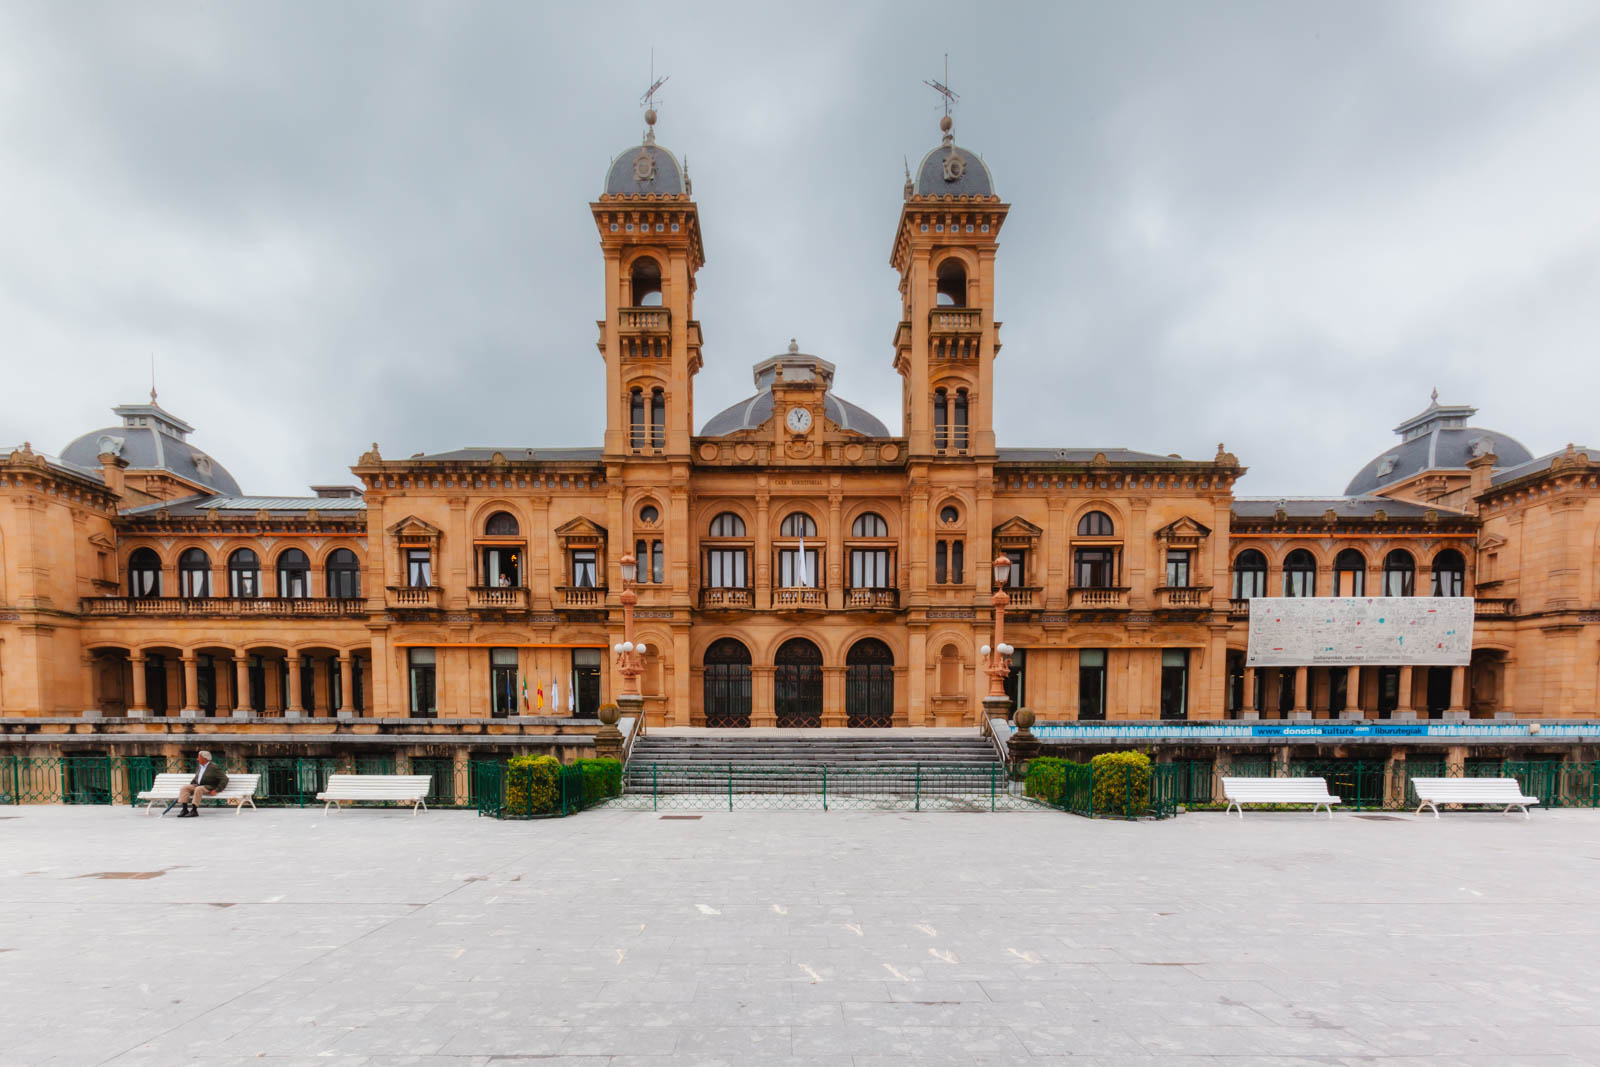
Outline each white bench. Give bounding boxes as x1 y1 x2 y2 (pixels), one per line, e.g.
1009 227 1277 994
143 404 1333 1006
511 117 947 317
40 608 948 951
1221 776 1341 818
316 774 434 815
137 772 262 815
1411 777 1540 819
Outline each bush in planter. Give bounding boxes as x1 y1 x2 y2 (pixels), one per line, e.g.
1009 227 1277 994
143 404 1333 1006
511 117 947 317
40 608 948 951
505 754 561 816
1024 756 1075 804
1091 750 1152 815
574 757 622 805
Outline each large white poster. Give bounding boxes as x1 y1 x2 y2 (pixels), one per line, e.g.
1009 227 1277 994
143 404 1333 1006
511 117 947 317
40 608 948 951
1246 597 1474 667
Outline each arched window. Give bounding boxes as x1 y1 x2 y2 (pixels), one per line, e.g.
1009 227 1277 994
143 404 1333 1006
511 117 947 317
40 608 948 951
952 389 969 450
128 547 161 598
1232 549 1267 599
277 548 311 599
780 512 817 537
702 638 752 727
650 388 665 448
708 512 746 537
630 256 662 306
851 512 888 537
1282 549 1316 597
178 548 210 598
1432 548 1466 597
846 638 894 728
629 387 645 449
484 511 519 536
1383 549 1415 597
774 637 823 728
228 548 260 598
939 504 960 525
326 548 361 599
937 643 961 695
1077 511 1115 537
936 258 967 307
1332 548 1366 597
933 387 948 449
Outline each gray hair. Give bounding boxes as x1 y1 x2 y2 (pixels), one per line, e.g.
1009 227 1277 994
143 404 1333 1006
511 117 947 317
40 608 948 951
198 750 212 761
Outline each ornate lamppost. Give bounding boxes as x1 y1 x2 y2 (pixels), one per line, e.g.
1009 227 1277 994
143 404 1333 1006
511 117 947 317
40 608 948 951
979 554 1015 718
601 552 644 759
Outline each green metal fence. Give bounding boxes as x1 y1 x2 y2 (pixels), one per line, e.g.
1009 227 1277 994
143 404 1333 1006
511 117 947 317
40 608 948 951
609 762 1031 812
472 760 620 819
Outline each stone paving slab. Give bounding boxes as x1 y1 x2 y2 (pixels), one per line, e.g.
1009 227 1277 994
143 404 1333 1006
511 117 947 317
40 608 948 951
2 805 1599 1065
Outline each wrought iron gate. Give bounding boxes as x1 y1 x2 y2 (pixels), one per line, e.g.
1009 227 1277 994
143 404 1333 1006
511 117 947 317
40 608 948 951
774 638 822 728
846 638 894 727
703 638 752 727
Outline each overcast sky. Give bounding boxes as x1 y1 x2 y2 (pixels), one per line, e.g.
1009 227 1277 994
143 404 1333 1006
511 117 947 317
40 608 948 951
3 1 1598 498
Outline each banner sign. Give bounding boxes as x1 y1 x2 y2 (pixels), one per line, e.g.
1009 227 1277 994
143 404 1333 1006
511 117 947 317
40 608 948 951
1247 597 1474 667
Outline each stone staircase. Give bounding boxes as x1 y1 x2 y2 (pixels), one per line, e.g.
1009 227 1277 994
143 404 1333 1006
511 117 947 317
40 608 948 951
625 733 1002 796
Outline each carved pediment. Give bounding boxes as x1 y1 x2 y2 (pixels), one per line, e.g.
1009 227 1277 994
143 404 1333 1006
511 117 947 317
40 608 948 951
1154 516 1212 545
1478 532 1508 550
993 515 1044 547
554 515 608 541
86 532 116 551
386 514 443 541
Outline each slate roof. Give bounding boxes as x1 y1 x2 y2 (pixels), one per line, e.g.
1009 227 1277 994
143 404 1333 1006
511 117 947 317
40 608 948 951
700 391 890 437
1490 446 1597 486
120 494 366 519
996 447 1189 464
407 447 605 463
913 143 996 197
60 417 241 495
603 142 686 196
1232 496 1466 520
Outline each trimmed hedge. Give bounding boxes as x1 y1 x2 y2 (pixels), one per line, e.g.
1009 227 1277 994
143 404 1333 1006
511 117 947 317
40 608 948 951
505 754 562 816
573 758 623 806
1023 756 1078 804
1025 750 1154 816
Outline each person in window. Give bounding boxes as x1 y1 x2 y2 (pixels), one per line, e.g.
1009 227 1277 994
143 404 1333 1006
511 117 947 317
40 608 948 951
171 750 229 818
497 573 511 588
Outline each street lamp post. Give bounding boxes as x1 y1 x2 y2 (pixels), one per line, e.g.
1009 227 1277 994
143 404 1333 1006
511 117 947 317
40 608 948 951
602 552 644 759
980 554 1015 710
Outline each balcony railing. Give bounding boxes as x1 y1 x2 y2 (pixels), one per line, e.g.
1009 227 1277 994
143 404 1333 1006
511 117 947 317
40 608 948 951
845 588 899 611
774 587 825 609
929 307 981 333
1068 587 1130 610
1001 586 1041 609
82 596 368 618
557 585 606 608
1229 597 1252 618
386 586 441 610
700 587 753 610
619 306 670 333
1156 586 1210 609
1475 597 1516 617
469 586 529 610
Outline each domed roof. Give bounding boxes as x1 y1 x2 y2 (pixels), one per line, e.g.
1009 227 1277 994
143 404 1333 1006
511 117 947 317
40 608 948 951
602 110 686 196
61 399 241 495
1344 396 1532 496
699 342 891 438
910 118 995 198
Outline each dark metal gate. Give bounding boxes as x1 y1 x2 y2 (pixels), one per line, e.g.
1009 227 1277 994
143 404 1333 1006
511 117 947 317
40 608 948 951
774 638 822 728
846 638 894 728
703 638 752 728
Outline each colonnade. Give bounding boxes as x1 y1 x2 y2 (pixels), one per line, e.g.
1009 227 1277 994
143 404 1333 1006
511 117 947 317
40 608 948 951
1236 663 1468 719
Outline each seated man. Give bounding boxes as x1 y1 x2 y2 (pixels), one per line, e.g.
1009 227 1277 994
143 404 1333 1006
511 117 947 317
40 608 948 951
175 750 229 817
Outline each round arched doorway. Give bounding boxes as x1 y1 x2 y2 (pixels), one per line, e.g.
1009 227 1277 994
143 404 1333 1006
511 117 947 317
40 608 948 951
702 638 752 728
774 637 823 728
846 638 894 728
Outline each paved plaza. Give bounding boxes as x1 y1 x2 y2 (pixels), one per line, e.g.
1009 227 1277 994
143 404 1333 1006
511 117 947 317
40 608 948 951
2 805 1598 1066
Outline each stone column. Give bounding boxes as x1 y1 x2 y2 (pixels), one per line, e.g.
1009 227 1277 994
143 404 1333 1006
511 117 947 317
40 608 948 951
233 656 250 718
285 655 304 718
180 654 200 718
1447 664 1468 719
1240 666 1257 719
1342 665 1362 719
1291 665 1309 718
338 654 356 719
750 665 776 727
81 654 100 718
129 652 149 718
821 666 847 728
1395 664 1416 720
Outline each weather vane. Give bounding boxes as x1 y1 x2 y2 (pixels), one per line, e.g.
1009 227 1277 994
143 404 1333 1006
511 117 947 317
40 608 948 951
923 53 959 118
639 48 669 143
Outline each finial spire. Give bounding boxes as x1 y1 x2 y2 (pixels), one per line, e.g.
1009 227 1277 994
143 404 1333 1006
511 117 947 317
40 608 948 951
924 54 959 145
149 354 157 404
640 48 669 145
1430 387 1439 405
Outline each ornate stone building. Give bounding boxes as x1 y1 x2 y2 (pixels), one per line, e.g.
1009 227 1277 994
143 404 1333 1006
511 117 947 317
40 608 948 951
3 112 1598 731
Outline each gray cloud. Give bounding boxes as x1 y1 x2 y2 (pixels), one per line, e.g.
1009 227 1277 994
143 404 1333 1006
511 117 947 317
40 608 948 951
3 0 1598 496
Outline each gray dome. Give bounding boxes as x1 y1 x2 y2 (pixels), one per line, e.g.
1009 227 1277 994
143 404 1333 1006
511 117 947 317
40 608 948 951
913 142 995 197
699 345 890 438
603 142 685 196
61 402 241 495
1345 398 1532 495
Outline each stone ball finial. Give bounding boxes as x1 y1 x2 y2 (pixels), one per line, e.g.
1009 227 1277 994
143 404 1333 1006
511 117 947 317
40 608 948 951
787 338 799 354
597 702 621 726
939 114 952 133
1013 706 1036 729
644 107 657 127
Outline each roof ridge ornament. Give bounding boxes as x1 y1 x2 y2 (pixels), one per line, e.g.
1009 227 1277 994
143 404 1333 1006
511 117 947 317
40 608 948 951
923 54 959 147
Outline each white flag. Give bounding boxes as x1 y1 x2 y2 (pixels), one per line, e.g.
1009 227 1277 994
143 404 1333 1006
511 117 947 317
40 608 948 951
568 676 576 713
551 678 560 712
796 533 809 587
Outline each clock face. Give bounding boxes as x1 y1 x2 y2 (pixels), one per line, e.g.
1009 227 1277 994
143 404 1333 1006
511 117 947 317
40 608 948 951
786 406 813 433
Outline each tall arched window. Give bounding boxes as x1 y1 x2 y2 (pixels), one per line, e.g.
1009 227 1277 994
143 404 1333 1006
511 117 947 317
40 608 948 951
1282 549 1316 597
277 549 311 599
1432 548 1466 597
128 547 162 598
178 548 210 598
774 637 823 728
650 388 665 448
228 548 260 598
1382 549 1415 597
1332 548 1366 597
1077 511 1115 537
933 387 948 449
1232 549 1267 599
705 512 747 589
484 511 519 536
845 638 894 728
777 512 819 589
851 512 888 537
708 512 746 537
952 389 969 450
780 512 817 537
936 258 967 307
629 387 646 449
702 638 752 727
325 548 361 599
630 256 662 306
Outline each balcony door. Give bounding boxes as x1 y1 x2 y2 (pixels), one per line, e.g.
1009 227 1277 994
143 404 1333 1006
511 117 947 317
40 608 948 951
774 637 822 728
